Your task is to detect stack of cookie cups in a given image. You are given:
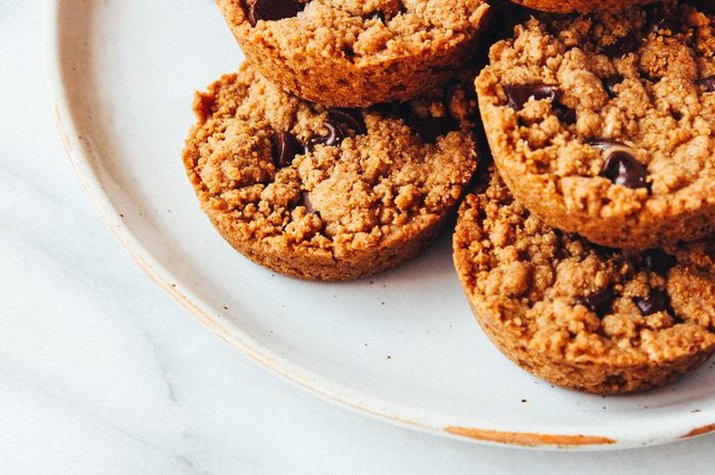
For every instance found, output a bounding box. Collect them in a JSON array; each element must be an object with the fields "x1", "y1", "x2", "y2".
[
  {"x1": 183, "y1": 0, "x2": 714, "y2": 396},
  {"x1": 454, "y1": 0, "x2": 715, "y2": 394},
  {"x1": 182, "y1": 0, "x2": 491, "y2": 280}
]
